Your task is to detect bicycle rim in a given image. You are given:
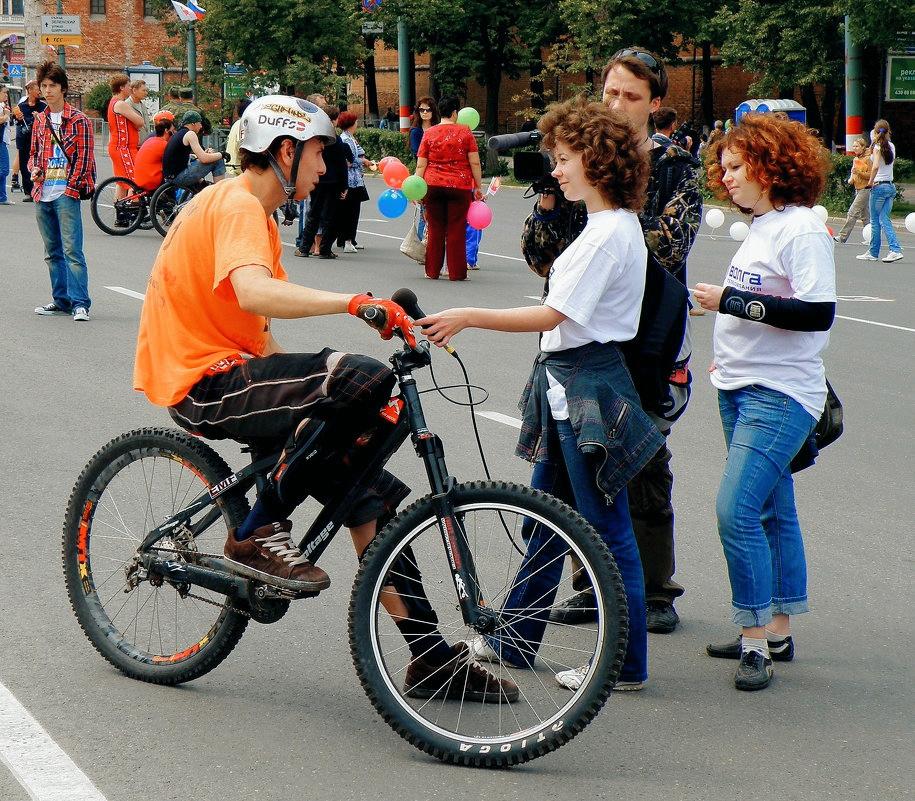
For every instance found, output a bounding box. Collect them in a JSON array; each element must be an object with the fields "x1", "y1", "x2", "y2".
[
  {"x1": 352, "y1": 482, "x2": 626, "y2": 764},
  {"x1": 92, "y1": 177, "x2": 145, "y2": 235},
  {"x1": 152, "y1": 184, "x2": 192, "y2": 236},
  {"x1": 67, "y1": 435, "x2": 245, "y2": 669}
]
